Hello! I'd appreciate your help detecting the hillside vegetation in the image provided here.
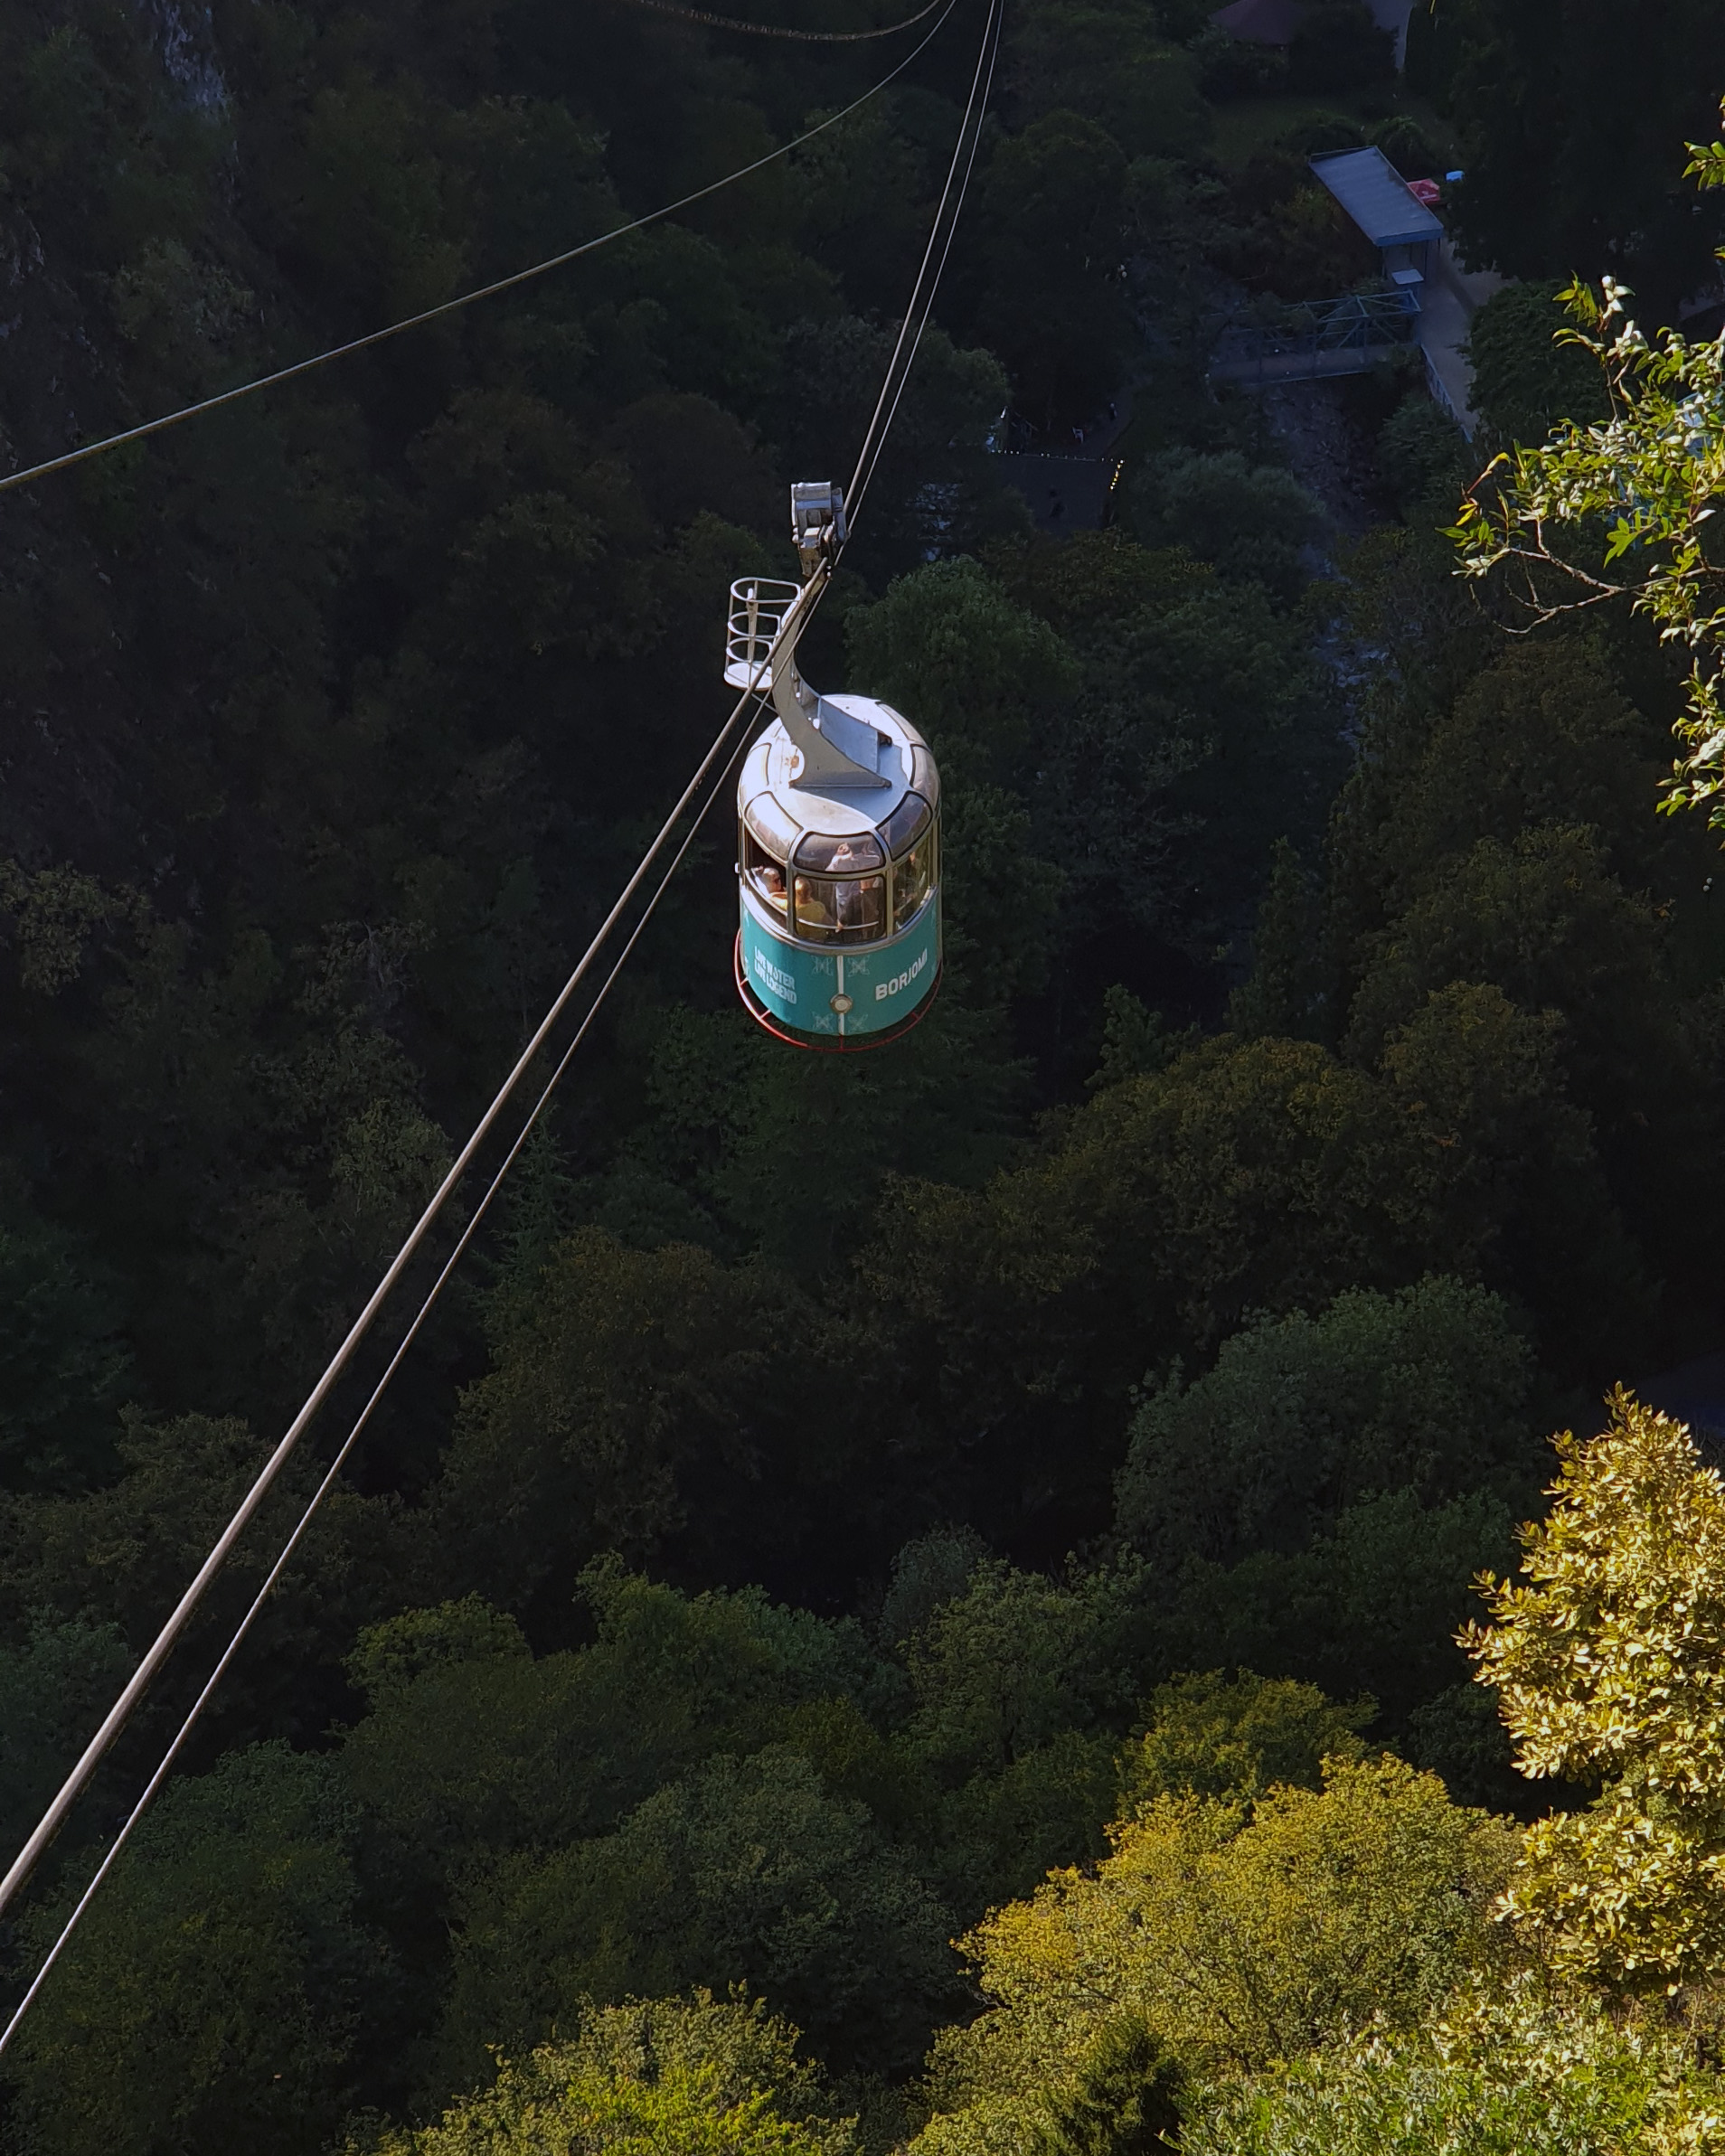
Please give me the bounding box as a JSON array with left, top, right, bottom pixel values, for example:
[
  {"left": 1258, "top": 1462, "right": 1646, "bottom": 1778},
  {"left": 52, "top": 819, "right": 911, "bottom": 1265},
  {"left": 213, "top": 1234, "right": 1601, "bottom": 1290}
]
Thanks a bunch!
[{"left": 2, "top": 0, "right": 1725, "bottom": 2148}]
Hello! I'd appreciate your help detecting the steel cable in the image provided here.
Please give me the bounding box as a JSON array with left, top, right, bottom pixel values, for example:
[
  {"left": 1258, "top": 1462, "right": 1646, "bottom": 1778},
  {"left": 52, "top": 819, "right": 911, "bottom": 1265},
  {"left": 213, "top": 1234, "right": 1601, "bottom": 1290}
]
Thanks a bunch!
[
  {"left": 0, "top": 699, "right": 764, "bottom": 2067},
  {"left": 843, "top": 0, "right": 1000, "bottom": 531},
  {"left": 0, "top": 667, "right": 768, "bottom": 1930},
  {"left": 0, "top": 0, "right": 957, "bottom": 502},
  {"left": 0, "top": 0, "right": 981, "bottom": 1915},
  {"left": 0, "top": 0, "right": 996, "bottom": 2042},
  {"left": 842, "top": 0, "right": 995, "bottom": 518},
  {"left": 604, "top": 0, "right": 946, "bottom": 41}
]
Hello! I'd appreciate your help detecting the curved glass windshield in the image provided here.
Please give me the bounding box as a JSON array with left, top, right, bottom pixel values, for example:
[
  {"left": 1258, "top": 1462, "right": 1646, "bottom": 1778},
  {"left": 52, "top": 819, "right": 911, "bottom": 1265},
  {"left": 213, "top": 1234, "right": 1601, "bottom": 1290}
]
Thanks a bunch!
[
  {"left": 794, "top": 872, "right": 886, "bottom": 944},
  {"left": 742, "top": 791, "right": 799, "bottom": 861},
  {"left": 881, "top": 792, "right": 930, "bottom": 857},
  {"left": 796, "top": 831, "right": 883, "bottom": 873}
]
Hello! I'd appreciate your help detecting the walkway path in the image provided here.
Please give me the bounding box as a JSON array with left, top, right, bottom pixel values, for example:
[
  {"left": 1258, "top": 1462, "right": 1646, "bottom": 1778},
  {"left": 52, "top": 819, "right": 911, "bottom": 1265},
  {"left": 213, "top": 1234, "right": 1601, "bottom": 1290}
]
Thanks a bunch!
[
  {"left": 1367, "top": 0, "right": 1413, "bottom": 64},
  {"left": 1416, "top": 238, "right": 1503, "bottom": 436}
]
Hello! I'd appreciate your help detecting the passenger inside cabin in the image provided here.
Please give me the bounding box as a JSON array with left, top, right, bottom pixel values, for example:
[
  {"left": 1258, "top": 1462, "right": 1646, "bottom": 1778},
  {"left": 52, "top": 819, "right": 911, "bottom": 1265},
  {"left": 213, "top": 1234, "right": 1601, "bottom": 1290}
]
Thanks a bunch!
[
  {"left": 751, "top": 861, "right": 788, "bottom": 914},
  {"left": 794, "top": 876, "right": 831, "bottom": 935}
]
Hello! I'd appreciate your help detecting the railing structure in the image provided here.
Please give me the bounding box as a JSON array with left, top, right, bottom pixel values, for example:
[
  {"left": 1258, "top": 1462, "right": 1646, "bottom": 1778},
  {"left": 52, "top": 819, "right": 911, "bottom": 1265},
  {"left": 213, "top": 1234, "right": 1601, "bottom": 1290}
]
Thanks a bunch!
[
  {"left": 724, "top": 576, "right": 801, "bottom": 692},
  {"left": 1421, "top": 344, "right": 1473, "bottom": 438},
  {"left": 1209, "top": 287, "right": 1421, "bottom": 386}
]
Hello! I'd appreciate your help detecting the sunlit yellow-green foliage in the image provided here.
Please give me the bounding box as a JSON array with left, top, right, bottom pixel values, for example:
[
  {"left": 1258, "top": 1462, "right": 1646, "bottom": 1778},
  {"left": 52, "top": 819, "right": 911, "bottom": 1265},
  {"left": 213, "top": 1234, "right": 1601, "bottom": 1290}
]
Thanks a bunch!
[
  {"left": 1466, "top": 1389, "right": 1725, "bottom": 1989},
  {"left": 1118, "top": 1670, "right": 1371, "bottom": 1805},
  {"left": 1450, "top": 105, "right": 1725, "bottom": 827},
  {"left": 914, "top": 1757, "right": 1515, "bottom": 2156},
  {"left": 372, "top": 2062, "right": 818, "bottom": 2156},
  {"left": 1185, "top": 1973, "right": 1725, "bottom": 2156},
  {"left": 363, "top": 1992, "right": 854, "bottom": 2156}
]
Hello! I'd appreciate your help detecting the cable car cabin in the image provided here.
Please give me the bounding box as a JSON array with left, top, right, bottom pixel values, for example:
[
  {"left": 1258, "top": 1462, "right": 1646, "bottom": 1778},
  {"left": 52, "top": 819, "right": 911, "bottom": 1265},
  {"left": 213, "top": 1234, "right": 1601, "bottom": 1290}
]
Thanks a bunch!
[
  {"left": 725, "top": 489, "right": 941, "bottom": 1050},
  {"left": 735, "top": 697, "right": 939, "bottom": 1050}
]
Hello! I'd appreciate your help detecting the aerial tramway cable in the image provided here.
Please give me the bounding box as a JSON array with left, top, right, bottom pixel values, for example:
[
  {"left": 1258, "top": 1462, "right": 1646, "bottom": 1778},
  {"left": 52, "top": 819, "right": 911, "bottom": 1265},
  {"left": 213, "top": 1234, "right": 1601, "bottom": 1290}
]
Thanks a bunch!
[
  {"left": 843, "top": 0, "right": 1001, "bottom": 526},
  {"left": 0, "top": 0, "right": 957, "bottom": 504},
  {"left": 845, "top": 0, "right": 1000, "bottom": 530},
  {"left": 604, "top": 0, "right": 947, "bottom": 41},
  {"left": 0, "top": 699, "right": 768, "bottom": 2065},
  {"left": 0, "top": 658, "right": 768, "bottom": 1947},
  {"left": 0, "top": 0, "right": 1000, "bottom": 2047}
]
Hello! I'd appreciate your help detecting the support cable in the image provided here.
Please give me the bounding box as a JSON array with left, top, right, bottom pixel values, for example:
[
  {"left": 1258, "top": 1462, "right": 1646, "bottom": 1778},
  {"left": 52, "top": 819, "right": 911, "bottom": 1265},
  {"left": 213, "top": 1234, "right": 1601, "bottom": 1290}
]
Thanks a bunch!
[
  {"left": 0, "top": 0, "right": 995, "bottom": 2032},
  {"left": 0, "top": 670, "right": 767, "bottom": 1929},
  {"left": 844, "top": 0, "right": 1000, "bottom": 532},
  {"left": 0, "top": 0, "right": 957, "bottom": 503},
  {"left": 0, "top": 701, "right": 764, "bottom": 2067},
  {"left": 605, "top": 0, "right": 946, "bottom": 40},
  {"left": 842, "top": 0, "right": 998, "bottom": 521}
]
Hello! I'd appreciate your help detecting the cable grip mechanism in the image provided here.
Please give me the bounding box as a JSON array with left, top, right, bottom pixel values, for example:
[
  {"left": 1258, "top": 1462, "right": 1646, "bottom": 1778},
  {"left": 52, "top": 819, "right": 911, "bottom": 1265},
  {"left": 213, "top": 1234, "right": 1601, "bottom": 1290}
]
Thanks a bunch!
[{"left": 791, "top": 480, "right": 845, "bottom": 579}]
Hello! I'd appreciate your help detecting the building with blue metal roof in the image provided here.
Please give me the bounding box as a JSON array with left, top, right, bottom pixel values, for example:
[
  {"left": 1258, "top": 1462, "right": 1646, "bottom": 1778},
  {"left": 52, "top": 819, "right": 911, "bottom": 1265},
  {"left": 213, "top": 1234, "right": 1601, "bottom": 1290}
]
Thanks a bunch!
[{"left": 1309, "top": 146, "right": 1444, "bottom": 285}]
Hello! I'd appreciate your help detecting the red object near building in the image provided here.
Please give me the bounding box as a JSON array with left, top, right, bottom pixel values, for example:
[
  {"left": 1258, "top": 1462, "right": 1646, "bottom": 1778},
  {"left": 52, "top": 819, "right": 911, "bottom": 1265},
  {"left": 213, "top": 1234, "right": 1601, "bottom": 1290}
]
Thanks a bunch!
[{"left": 1407, "top": 178, "right": 1443, "bottom": 207}]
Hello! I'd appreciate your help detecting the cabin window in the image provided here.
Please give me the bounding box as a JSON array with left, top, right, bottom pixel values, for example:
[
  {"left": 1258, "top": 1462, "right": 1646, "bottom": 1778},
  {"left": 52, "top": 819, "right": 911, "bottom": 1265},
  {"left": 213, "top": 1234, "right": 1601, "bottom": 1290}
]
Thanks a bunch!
[
  {"left": 793, "top": 872, "right": 886, "bottom": 944},
  {"left": 742, "top": 790, "right": 799, "bottom": 861},
  {"left": 795, "top": 831, "right": 883, "bottom": 872},
  {"left": 881, "top": 792, "right": 930, "bottom": 856},
  {"left": 742, "top": 830, "right": 788, "bottom": 917},
  {"left": 892, "top": 830, "right": 935, "bottom": 929}
]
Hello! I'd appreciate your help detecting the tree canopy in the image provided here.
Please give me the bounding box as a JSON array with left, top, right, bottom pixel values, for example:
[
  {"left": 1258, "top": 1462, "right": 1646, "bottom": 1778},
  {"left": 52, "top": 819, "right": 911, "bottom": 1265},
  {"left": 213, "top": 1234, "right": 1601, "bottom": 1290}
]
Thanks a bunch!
[{"left": 1, "top": 4, "right": 1723, "bottom": 2152}]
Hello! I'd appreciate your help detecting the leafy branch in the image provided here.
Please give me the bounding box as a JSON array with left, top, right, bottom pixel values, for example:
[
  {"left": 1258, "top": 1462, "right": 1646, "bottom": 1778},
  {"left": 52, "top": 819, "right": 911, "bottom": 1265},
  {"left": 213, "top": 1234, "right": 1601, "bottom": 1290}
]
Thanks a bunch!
[{"left": 1447, "top": 107, "right": 1725, "bottom": 824}]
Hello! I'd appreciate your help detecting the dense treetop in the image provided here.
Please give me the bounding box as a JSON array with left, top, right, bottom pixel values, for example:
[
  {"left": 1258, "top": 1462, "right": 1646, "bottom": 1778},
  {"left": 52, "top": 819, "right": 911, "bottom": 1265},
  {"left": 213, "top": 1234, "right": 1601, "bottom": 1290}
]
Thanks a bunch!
[{"left": 1, "top": 0, "right": 1723, "bottom": 2149}]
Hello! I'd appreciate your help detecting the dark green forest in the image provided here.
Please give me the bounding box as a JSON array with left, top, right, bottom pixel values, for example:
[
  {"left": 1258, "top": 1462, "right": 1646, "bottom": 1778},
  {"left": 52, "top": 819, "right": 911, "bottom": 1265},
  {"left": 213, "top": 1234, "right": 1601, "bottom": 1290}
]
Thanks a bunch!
[{"left": 2, "top": 0, "right": 1725, "bottom": 2146}]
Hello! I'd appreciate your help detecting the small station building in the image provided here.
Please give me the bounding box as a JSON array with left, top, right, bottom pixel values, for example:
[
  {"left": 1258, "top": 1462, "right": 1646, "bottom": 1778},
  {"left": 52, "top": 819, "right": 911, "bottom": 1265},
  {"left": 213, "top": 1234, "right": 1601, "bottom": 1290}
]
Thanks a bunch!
[{"left": 1307, "top": 145, "right": 1445, "bottom": 295}]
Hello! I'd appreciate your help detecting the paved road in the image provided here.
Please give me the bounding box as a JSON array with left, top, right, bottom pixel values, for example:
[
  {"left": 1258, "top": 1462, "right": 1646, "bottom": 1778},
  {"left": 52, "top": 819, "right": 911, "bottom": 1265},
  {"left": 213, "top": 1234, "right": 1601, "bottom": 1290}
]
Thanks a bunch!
[
  {"left": 1416, "top": 239, "right": 1503, "bottom": 436},
  {"left": 1368, "top": 0, "right": 1413, "bottom": 63}
]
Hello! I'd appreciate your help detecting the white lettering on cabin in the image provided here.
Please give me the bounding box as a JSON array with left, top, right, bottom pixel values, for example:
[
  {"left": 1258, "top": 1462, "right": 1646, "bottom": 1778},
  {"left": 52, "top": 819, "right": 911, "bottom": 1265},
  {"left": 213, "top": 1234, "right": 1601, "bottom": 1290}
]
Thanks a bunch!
[
  {"left": 753, "top": 948, "right": 797, "bottom": 1003},
  {"left": 874, "top": 946, "right": 929, "bottom": 1002}
]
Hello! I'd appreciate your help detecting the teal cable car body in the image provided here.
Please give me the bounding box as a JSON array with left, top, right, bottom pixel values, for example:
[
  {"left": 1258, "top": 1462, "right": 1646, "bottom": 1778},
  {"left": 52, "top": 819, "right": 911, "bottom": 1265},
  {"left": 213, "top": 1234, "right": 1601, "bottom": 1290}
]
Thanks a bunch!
[{"left": 727, "top": 485, "right": 942, "bottom": 1051}]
